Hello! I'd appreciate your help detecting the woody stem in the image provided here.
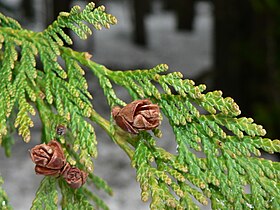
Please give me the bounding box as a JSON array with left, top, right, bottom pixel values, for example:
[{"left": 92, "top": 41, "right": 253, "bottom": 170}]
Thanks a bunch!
[{"left": 90, "top": 109, "right": 135, "bottom": 159}]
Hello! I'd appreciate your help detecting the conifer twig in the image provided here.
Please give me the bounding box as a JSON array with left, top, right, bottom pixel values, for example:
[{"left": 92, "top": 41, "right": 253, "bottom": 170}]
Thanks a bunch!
[{"left": 89, "top": 109, "right": 135, "bottom": 159}]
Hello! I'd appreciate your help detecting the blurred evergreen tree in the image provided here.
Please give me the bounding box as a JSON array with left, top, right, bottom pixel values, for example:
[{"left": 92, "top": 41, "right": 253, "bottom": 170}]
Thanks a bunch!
[
  {"left": 174, "top": 0, "right": 195, "bottom": 31},
  {"left": 213, "top": 0, "right": 280, "bottom": 138},
  {"left": 22, "top": 0, "right": 34, "bottom": 20}
]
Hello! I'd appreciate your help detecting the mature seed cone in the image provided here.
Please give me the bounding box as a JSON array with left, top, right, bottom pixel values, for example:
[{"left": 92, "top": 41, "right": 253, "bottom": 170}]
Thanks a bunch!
[
  {"left": 30, "top": 140, "right": 66, "bottom": 176},
  {"left": 112, "top": 99, "right": 160, "bottom": 134},
  {"left": 61, "top": 163, "right": 88, "bottom": 189}
]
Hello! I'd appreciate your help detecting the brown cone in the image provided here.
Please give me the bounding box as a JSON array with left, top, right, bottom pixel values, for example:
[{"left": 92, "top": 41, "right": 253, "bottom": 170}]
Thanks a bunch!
[
  {"left": 30, "top": 140, "right": 66, "bottom": 176},
  {"left": 112, "top": 99, "right": 160, "bottom": 134},
  {"left": 61, "top": 163, "right": 88, "bottom": 189}
]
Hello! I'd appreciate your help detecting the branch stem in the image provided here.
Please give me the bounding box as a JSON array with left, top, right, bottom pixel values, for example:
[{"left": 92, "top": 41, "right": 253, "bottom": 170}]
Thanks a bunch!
[{"left": 89, "top": 109, "right": 135, "bottom": 159}]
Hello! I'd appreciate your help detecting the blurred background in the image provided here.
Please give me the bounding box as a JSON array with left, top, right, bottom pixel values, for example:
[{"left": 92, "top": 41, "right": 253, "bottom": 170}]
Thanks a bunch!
[{"left": 0, "top": 0, "right": 280, "bottom": 209}]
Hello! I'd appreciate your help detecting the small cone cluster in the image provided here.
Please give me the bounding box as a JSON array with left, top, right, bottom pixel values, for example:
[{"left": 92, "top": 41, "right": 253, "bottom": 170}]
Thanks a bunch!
[{"left": 30, "top": 140, "right": 87, "bottom": 189}]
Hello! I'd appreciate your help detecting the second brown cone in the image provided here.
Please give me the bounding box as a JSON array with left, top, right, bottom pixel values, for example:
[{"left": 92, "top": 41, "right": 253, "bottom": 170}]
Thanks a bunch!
[{"left": 30, "top": 140, "right": 88, "bottom": 189}]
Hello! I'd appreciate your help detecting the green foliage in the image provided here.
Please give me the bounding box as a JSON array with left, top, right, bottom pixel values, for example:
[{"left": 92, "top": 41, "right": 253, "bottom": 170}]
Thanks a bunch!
[
  {"left": 0, "top": 2, "right": 115, "bottom": 209},
  {"left": 31, "top": 177, "right": 58, "bottom": 210},
  {"left": 105, "top": 65, "right": 280, "bottom": 209},
  {"left": 0, "top": 176, "right": 12, "bottom": 210},
  {"left": 252, "top": 0, "right": 280, "bottom": 13},
  {"left": 0, "top": 2, "right": 280, "bottom": 210}
]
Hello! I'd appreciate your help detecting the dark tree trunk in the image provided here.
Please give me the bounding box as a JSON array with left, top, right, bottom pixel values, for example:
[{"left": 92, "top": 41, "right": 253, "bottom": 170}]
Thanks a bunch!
[
  {"left": 213, "top": 0, "right": 280, "bottom": 137},
  {"left": 22, "top": 0, "right": 34, "bottom": 20},
  {"left": 162, "top": 0, "right": 174, "bottom": 11},
  {"left": 52, "top": 0, "right": 71, "bottom": 21},
  {"left": 45, "top": 0, "right": 71, "bottom": 26},
  {"left": 213, "top": 0, "right": 254, "bottom": 113},
  {"left": 132, "top": 0, "right": 149, "bottom": 46},
  {"left": 174, "top": 0, "right": 195, "bottom": 31},
  {"left": 54, "top": 1, "right": 69, "bottom": 14}
]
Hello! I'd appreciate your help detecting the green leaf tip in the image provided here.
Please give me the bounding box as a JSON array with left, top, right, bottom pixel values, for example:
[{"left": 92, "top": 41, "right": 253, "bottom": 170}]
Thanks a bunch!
[{"left": 43, "top": 3, "right": 117, "bottom": 46}]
